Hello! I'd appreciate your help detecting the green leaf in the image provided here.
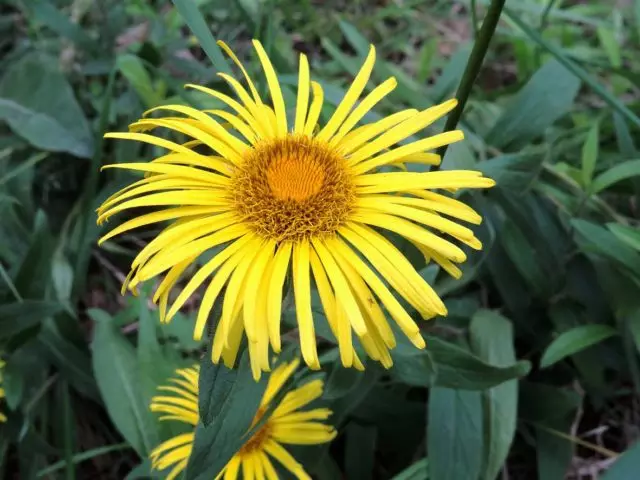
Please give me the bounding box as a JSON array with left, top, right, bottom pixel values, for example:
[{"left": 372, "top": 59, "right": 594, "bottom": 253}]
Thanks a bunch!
[
  {"left": 504, "top": 9, "right": 640, "bottom": 129},
  {"left": 581, "top": 122, "right": 599, "bottom": 187},
  {"left": 602, "top": 440, "right": 640, "bottom": 480},
  {"left": 170, "top": 0, "right": 231, "bottom": 75},
  {"left": 51, "top": 252, "right": 73, "bottom": 302},
  {"left": 596, "top": 26, "right": 622, "bottom": 69},
  {"left": 426, "top": 335, "right": 531, "bottom": 390},
  {"left": 116, "top": 55, "right": 163, "bottom": 108},
  {"left": 590, "top": 159, "right": 640, "bottom": 193},
  {"left": 486, "top": 60, "right": 580, "bottom": 150},
  {"left": 197, "top": 353, "right": 241, "bottom": 427},
  {"left": 0, "top": 301, "right": 63, "bottom": 339},
  {"left": 571, "top": 219, "right": 640, "bottom": 276},
  {"left": 428, "top": 387, "right": 483, "bottom": 480},
  {"left": 390, "top": 458, "right": 429, "bottom": 480},
  {"left": 345, "top": 423, "right": 376, "bottom": 480},
  {"left": 478, "top": 152, "right": 543, "bottom": 191},
  {"left": 607, "top": 223, "right": 640, "bottom": 251},
  {"left": 338, "top": 20, "right": 370, "bottom": 56},
  {"left": 613, "top": 113, "right": 637, "bottom": 156},
  {"left": 185, "top": 352, "right": 270, "bottom": 480},
  {"left": 470, "top": 310, "right": 518, "bottom": 480},
  {"left": 0, "top": 54, "right": 94, "bottom": 158},
  {"left": 500, "top": 222, "right": 548, "bottom": 298},
  {"left": 27, "top": 0, "right": 100, "bottom": 54},
  {"left": 323, "top": 364, "right": 364, "bottom": 400},
  {"left": 391, "top": 349, "right": 436, "bottom": 387},
  {"left": 39, "top": 318, "right": 98, "bottom": 400},
  {"left": 540, "top": 324, "right": 617, "bottom": 368},
  {"left": 89, "top": 309, "right": 159, "bottom": 456}
]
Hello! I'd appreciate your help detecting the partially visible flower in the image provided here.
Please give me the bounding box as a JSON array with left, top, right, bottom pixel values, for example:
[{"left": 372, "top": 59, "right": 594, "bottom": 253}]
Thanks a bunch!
[
  {"left": 0, "top": 360, "right": 6, "bottom": 422},
  {"left": 150, "top": 360, "right": 336, "bottom": 480},
  {"left": 98, "top": 40, "right": 495, "bottom": 378}
]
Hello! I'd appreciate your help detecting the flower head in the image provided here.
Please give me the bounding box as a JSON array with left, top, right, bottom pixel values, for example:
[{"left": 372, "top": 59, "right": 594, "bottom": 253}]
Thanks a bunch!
[
  {"left": 98, "top": 40, "right": 494, "bottom": 378},
  {"left": 150, "top": 360, "right": 336, "bottom": 480}
]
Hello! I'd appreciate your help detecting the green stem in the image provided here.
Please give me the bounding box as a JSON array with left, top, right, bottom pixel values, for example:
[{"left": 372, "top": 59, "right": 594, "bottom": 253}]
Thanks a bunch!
[
  {"left": 470, "top": 0, "right": 479, "bottom": 38},
  {"left": 435, "top": 0, "right": 506, "bottom": 164}
]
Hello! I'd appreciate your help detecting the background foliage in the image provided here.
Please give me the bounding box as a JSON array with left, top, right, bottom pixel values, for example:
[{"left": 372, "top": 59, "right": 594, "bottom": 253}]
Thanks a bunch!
[{"left": 1, "top": 0, "right": 640, "bottom": 478}]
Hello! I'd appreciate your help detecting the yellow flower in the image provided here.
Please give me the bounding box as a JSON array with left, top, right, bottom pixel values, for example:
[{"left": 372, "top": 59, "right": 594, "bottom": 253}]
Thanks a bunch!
[
  {"left": 150, "top": 360, "right": 336, "bottom": 480},
  {"left": 0, "top": 360, "right": 6, "bottom": 422},
  {"left": 98, "top": 40, "right": 494, "bottom": 379}
]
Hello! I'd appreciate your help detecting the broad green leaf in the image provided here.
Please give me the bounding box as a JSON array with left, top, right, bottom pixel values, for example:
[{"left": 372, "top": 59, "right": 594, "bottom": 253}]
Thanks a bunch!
[
  {"left": 478, "top": 153, "right": 543, "bottom": 191},
  {"left": 89, "top": 309, "right": 159, "bottom": 456},
  {"left": 572, "top": 219, "right": 640, "bottom": 277},
  {"left": 390, "top": 458, "right": 429, "bottom": 480},
  {"left": 197, "top": 352, "right": 240, "bottom": 426},
  {"left": 323, "top": 364, "right": 364, "bottom": 400},
  {"left": 470, "top": 310, "right": 518, "bottom": 480},
  {"left": 0, "top": 54, "right": 93, "bottom": 158},
  {"left": 185, "top": 352, "right": 271, "bottom": 480},
  {"left": 519, "top": 383, "right": 581, "bottom": 480},
  {"left": 0, "top": 301, "right": 63, "bottom": 339},
  {"left": 536, "top": 420, "right": 575, "bottom": 480},
  {"left": 428, "top": 387, "right": 483, "bottom": 480},
  {"left": 591, "top": 159, "right": 640, "bottom": 193},
  {"left": 540, "top": 324, "right": 617, "bottom": 368},
  {"left": 51, "top": 252, "right": 73, "bottom": 301},
  {"left": 391, "top": 349, "right": 436, "bottom": 387},
  {"left": 602, "top": 440, "right": 640, "bottom": 480},
  {"left": 607, "top": 223, "right": 640, "bottom": 251},
  {"left": 426, "top": 335, "right": 531, "bottom": 390},
  {"left": 170, "top": 0, "right": 231, "bottom": 75},
  {"left": 581, "top": 122, "right": 599, "bottom": 187},
  {"left": 500, "top": 222, "right": 547, "bottom": 298},
  {"left": 116, "top": 55, "right": 163, "bottom": 108},
  {"left": 486, "top": 60, "right": 580, "bottom": 149},
  {"left": 345, "top": 423, "right": 376, "bottom": 480}
]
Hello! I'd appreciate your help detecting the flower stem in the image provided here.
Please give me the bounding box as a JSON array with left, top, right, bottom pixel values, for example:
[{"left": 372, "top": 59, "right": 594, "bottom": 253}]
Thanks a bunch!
[{"left": 435, "top": 0, "right": 506, "bottom": 166}]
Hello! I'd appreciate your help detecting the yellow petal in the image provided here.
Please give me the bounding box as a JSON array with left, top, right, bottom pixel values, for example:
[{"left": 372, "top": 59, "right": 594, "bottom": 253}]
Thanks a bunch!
[
  {"left": 317, "top": 45, "right": 376, "bottom": 142},
  {"left": 350, "top": 211, "right": 466, "bottom": 262},
  {"left": 243, "top": 241, "right": 276, "bottom": 343},
  {"left": 266, "top": 243, "right": 293, "bottom": 353},
  {"left": 303, "top": 82, "right": 324, "bottom": 136},
  {"left": 352, "top": 130, "right": 464, "bottom": 175},
  {"left": 329, "top": 76, "right": 397, "bottom": 146},
  {"left": 166, "top": 235, "right": 254, "bottom": 322},
  {"left": 294, "top": 54, "right": 310, "bottom": 133},
  {"left": 311, "top": 239, "right": 367, "bottom": 336},
  {"left": 347, "top": 99, "right": 458, "bottom": 165},
  {"left": 336, "top": 109, "right": 417, "bottom": 155},
  {"left": 253, "top": 40, "right": 288, "bottom": 136},
  {"left": 293, "top": 241, "right": 320, "bottom": 369},
  {"left": 217, "top": 40, "right": 262, "bottom": 102}
]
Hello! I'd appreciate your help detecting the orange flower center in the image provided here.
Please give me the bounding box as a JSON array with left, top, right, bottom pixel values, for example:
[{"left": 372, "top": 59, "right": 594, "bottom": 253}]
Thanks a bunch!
[
  {"left": 267, "top": 155, "right": 325, "bottom": 201},
  {"left": 232, "top": 136, "right": 355, "bottom": 242}
]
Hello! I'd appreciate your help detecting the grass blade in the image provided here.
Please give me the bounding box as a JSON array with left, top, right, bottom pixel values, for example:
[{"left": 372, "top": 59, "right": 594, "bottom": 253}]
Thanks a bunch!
[
  {"left": 171, "top": 0, "right": 231, "bottom": 75},
  {"left": 504, "top": 8, "right": 640, "bottom": 129}
]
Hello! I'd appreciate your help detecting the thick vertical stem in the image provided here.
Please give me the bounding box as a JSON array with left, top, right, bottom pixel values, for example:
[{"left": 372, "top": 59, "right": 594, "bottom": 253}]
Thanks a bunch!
[{"left": 434, "top": 0, "right": 506, "bottom": 166}]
